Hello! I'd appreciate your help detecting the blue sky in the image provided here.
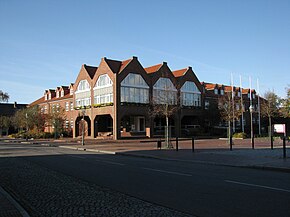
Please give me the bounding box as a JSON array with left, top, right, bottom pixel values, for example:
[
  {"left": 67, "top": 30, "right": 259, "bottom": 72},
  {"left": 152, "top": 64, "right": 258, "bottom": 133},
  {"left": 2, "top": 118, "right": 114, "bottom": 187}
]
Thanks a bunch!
[{"left": 0, "top": 0, "right": 289, "bottom": 103}]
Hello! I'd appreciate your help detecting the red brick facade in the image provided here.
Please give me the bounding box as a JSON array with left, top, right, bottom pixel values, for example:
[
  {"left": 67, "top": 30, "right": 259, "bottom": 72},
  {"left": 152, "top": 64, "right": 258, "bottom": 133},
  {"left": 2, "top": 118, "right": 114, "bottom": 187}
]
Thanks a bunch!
[{"left": 30, "top": 56, "right": 265, "bottom": 139}]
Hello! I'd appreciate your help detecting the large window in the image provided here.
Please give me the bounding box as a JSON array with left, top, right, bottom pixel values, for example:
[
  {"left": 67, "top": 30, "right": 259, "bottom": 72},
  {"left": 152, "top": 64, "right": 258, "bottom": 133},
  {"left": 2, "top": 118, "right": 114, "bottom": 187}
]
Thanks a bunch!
[
  {"left": 153, "top": 78, "right": 177, "bottom": 105},
  {"left": 77, "top": 80, "right": 90, "bottom": 91},
  {"left": 94, "top": 74, "right": 113, "bottom": 105},
  {"left": 121, "top": 73, "right": 149, "bottom": 104},
  {"left": 181, "top": 81, "right": 201, "bottom": 106},
  {"left": 75, "top": 80, "right": 91, "bottom": 107}
]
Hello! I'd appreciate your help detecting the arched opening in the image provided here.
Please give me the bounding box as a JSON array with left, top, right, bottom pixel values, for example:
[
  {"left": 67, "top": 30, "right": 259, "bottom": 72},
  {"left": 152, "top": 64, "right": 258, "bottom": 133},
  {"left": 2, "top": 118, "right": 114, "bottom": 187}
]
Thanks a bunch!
[
  {"left": 75, "top": 116, "right": 91, "bottom": 137},
  {"left": 94, "top": 115, "right": 113, "bottom": 137}
]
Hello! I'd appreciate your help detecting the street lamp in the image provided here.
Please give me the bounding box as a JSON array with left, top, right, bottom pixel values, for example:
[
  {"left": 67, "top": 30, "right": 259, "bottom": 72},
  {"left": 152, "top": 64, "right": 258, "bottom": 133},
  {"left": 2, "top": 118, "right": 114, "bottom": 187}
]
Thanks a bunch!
[
  {"left": 81, "top": 109, "right": 85, "bottom": 146},
  {"left": 249, "top": 105, "right": 254, "bottom": 149}
]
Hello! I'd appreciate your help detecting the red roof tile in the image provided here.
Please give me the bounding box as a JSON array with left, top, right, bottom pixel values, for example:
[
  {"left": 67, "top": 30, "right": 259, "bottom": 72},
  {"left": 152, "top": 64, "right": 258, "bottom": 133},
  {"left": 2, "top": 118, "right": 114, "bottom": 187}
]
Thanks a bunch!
[
  {"left": 119, "top": 58, "right": 132, "bottom": 72},
  {"left": 144, "top": 63, "right": 163, "bottom": 74},
  {"left": 172, "top": 68, "right": 187, "bottom": 77},
  {"left": 29, "top": 96, "right": 45, "bottom": 106},
  {"left": 203, "top": 83, "right": 217, "bottom": 90}
]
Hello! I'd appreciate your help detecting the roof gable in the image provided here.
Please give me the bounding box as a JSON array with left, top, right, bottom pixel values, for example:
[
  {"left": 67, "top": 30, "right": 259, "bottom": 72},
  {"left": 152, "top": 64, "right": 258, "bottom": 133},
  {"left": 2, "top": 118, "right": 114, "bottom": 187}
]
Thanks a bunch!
[{"left": 84, "top": 64, "right": 98, "bottom": 79}]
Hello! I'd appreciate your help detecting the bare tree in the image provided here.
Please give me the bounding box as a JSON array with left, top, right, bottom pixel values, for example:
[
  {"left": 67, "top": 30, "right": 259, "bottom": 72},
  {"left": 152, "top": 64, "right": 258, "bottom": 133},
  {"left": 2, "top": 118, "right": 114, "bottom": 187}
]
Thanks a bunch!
[
  {"left": 0, "top": 90, "right": 9, "bottom": 102},
  {"left": 150, "top": 78, "right": 179, "bottom": 148},
  {"left": 218, "top": 92, "right": 243, "bottom": 140},
  {"left": 260, "top": 91, "right": 280, "bottom": 137}
]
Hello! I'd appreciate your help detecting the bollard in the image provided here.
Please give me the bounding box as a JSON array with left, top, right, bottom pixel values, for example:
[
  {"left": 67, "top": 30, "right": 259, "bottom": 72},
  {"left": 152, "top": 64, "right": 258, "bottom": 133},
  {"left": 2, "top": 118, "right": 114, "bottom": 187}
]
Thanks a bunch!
[
  {"left": 157, "top": 139, "right": 161, "bottom": 150},
  {"left": 271, "top": 136, "right": 273, "bottom": 150},
  {"left": 229, "top": 135, "right": 233, "bottom": 151},
  {"left": 283, "top": 137, "right": 286, "bottom": 159},
  {"left": 192, "top": 137, "right": 195, "bottom": 152},
  {"left": 176, "top": 137, "right": 179, "bottom": 151},
  {"left": 252, "top": 136, "right": 255, "bottom": 150}
]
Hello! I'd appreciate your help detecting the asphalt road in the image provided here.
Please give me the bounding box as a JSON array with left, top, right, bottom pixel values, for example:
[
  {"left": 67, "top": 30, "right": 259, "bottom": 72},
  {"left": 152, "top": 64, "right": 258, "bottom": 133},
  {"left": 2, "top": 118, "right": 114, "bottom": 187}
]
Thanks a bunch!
[{"left": 1, "top": 142, "right": 290, "bottom": 217}]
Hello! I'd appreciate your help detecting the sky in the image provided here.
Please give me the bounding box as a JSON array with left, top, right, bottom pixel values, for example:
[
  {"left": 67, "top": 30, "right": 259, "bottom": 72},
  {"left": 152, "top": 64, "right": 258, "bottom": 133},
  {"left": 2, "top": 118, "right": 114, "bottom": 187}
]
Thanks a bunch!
[{"left": 0, "top": 0, "right": 289, "bottom": 104}]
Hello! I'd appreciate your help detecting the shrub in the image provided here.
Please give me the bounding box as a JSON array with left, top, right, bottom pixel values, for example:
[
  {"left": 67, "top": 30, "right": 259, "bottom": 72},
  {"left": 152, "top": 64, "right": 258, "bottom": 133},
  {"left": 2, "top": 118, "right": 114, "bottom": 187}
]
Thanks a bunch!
[{"left": 233, "top": 132, "right": 247, "bottom": 139}]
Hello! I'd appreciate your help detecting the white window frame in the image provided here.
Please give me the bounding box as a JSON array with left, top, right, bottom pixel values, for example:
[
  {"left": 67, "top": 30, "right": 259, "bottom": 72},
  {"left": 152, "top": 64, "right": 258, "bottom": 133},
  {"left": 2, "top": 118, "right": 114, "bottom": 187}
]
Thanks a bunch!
[
  {"left": 153, "top": 78, "right": 177, "bottom": 105},
  {"left": 180, "top": 81, "right": 201, "bottom": 107},
  {"left": 121, "top": 73, "right": 149, "bottom": 104}
]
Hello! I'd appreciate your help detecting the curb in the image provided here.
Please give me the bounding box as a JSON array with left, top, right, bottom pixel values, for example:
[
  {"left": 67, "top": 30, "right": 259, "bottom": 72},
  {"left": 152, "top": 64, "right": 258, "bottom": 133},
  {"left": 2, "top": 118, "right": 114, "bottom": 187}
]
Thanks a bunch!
[
  {"left": 59, "top": 146, "right": 116, "bottom": 155},
  {"left": 0, "top": 186, "right": 30, "bottom": 217}
]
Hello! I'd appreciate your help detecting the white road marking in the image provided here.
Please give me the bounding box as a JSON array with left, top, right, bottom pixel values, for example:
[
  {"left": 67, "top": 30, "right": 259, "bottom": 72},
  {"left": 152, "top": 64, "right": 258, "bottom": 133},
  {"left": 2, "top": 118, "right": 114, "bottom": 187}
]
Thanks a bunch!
[
  {"left": 143, "top": 167, "right": 192, "bottom": 177},
  {"left": 225, "top": 180, "right": 290, "bottom": 193}
]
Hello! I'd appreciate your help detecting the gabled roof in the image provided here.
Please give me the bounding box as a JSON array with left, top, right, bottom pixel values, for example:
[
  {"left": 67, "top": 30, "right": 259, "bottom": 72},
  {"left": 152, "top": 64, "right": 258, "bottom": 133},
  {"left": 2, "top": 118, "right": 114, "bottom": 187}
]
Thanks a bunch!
[
  {"left": 104, "top": 58, "right": 122, "bottom": 73},
  {"left": 172, "top": 68, "right": 187, "bottom": 77},
  {"left": 119, "top": 58, "right": 133, "bottom": 72},
  {"left": 144, "top": 63, "right": 163, "bottom": 74},
  {"left": 84, "top": 64, "right": 98, "bottom": 79},
  {"left": 104, "top": 57, "right": 133, "bottom": 74},
  {"left": 60, "top": 86, "right": 69, "bottom": 90}
]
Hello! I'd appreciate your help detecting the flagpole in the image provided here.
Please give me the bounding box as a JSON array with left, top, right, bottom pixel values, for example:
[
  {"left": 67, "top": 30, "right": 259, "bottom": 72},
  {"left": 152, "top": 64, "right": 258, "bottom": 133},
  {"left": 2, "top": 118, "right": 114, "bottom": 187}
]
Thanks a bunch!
[
  {"left": 240, "top": 75, "right": 244, "bottom": 133},
  {"left": 249, "top": 76, "right": 254, "bottom": 149},
  {"left": 231, "top": 73, "right": 235, "bottom": 133}
]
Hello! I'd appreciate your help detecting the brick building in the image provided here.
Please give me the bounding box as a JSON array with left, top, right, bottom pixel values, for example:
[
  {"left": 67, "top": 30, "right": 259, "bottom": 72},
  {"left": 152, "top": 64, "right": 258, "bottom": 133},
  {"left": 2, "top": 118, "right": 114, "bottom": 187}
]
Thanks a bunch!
[
  {"left": 30, "top": 84, "right": 76, "bottom": 136},
  {"left": 30, "top": 56, "right": 266, "bottom": 139},
  {"left": 202, "top": 82, "right": 266, "bottom": 136}
]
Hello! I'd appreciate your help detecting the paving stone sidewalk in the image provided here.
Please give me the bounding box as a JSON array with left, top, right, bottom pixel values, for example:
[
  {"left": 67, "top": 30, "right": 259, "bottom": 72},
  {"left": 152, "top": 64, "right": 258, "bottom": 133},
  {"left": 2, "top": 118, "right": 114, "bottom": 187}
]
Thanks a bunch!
[{"left": 0, "top": 157, "right": 192, "bottom": 217}]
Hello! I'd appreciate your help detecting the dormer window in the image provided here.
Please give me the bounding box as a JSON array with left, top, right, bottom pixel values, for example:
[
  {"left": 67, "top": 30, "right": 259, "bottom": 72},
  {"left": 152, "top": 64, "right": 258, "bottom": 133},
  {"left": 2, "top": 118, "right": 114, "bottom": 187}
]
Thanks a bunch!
[
  {"left": 61, "top": 90, "right": 64, "bottom": 97},
  {"left": 214, "top": 89, "right": 218, "bottom": 95},
  {"left": 70, "top": 88, "right": 73, "bottom": 95},
  {"left": 238, "top": 91, "right": 241, "bottom": 97},
  {"left": 48, "top": 94, "right": 51, "bottom": 100},
  {"left": 45, "top": 95, "right": 48, "bottom": 100},
  {"left": 56, "top": 91, "right": 59, "bottom": 98},
  {"left": 220, "top": 90, "right": 224, "bottom": 95}
]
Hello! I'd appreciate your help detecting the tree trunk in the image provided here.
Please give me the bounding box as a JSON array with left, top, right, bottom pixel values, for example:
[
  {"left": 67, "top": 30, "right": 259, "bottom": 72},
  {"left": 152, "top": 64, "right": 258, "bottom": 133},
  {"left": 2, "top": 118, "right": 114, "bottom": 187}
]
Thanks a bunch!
[
  {"left": 268, "top": 116, "right": 272, "bottom": 137},
  {"left": 228, "top": 120, "right": 231, "bottom": 144},
  {"left": 165, "top": 115, "right": 170, "bottom": 148}
]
